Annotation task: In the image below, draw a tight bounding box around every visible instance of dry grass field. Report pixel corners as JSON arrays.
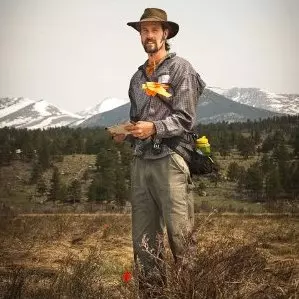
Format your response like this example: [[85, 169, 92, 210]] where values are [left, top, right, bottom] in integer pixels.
[[0, 213, 298, 298], [0, 154, 298, 297]]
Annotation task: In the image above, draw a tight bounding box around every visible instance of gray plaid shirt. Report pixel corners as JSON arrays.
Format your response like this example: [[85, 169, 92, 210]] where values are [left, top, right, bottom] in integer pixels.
[[128, 53, 205, 160]]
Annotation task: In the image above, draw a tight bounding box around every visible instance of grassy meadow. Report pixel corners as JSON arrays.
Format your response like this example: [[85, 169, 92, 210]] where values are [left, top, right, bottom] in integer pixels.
[[0, 213, 298, 298], [0, 151, 298, 298]]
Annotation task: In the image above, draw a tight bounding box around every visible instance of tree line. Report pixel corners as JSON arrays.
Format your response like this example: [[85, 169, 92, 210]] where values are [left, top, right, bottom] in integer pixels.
[[0, 115, 298, 205]]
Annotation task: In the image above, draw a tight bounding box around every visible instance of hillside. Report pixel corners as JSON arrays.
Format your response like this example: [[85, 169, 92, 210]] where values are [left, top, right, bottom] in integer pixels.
[[0, 151, 295, 215], [0, 155, 96, 212]]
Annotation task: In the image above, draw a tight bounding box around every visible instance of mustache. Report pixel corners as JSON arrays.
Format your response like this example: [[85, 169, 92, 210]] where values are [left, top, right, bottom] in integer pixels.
[[145, 39, 156, 44]]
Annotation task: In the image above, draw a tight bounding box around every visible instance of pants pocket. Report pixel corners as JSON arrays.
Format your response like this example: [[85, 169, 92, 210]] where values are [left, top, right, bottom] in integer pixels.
[[169, 153, 190, 175]]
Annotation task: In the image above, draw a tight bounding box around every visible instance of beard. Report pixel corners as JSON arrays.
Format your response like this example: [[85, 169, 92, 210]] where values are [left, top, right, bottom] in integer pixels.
[[142, 39, 162, 54]]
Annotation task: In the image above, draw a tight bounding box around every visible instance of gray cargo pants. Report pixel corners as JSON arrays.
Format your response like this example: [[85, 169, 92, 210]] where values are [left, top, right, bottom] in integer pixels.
[[131, 153, 194, 276]]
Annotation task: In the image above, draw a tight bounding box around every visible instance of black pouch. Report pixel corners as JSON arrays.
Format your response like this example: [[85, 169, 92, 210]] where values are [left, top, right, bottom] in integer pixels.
[[188, 150, 218, 175], [163, 136, 218, 176]]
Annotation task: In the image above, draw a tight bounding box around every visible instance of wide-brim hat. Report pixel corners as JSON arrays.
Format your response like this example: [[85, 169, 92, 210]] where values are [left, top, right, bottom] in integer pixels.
[[127, 8, 179, 39]]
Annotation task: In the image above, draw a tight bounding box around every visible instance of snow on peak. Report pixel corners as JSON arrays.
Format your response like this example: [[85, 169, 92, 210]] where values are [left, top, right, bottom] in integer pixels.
[[0, 97, 35, 118], [0, 97, 83, 130], [34, 100, 52, 116], [209, 87, 299, 115], [33, 99, 82, 118], [208, 87, 227, 95], [99, 97, 129, 113], [78, 97, 129, 118]]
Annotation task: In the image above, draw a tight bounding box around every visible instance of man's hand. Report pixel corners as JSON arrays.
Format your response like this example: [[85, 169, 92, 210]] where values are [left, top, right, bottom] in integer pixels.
[[125, 121, 156, 139], [112, 133, 126, 143]]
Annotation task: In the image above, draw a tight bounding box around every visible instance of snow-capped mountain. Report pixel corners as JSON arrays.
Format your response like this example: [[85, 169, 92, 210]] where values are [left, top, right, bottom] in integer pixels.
[[77, 97, 130, 117], [79, 89, 281, 128], [0, 97, 83, 129], [209, 87, 299, 115], [1, 87, 295, 130], [70, 97, 130, 126]]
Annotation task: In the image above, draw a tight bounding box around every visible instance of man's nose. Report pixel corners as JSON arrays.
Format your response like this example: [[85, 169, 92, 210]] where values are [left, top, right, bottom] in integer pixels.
[[146, 31, 154, 39]]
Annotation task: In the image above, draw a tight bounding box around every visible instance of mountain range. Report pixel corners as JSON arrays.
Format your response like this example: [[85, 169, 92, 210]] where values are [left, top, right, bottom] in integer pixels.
[[0, 87, 298, 130], [0, 97, 82, 129], [209, 87, 299, 115], [78, 89, 281, 128]]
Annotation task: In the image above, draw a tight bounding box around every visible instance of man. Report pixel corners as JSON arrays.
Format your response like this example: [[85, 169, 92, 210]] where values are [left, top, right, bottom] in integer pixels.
[[113, 7, 205, 289]]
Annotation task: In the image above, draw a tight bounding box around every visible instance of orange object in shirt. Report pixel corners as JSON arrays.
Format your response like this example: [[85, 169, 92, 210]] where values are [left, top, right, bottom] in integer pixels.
[[142, 82, 171, 98]]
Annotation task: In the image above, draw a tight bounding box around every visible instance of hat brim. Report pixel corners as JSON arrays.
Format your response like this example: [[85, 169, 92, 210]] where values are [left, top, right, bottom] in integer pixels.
[[127, 19, 179, 39]]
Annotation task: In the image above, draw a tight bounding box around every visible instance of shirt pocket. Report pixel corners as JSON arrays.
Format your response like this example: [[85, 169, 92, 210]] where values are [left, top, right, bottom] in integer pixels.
[[155, 72, 175, 100], [157, 72, 170, 84]]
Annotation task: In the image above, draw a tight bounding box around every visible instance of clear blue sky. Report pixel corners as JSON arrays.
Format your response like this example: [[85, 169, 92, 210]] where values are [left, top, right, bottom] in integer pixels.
[[0, 0, 298, 112]]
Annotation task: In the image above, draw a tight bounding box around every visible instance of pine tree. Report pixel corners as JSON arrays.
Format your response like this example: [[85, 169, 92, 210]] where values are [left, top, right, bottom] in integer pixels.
[[219, 136, 230, 159], [252, 128, 261, 145], [48, 167, 62, 202], [89, 147, 118, 202], [272, 143, 290, 163], [50, 138, 63, 156], [95, 148, 117, 172], [38, 137, 51, 170], [36, 177, 47, 196], [30, 162, 43, 184], [237, 166, 246, 192], [0, 142, 13, 166], [227, 162, 241, 181], [67, 179, 81, 203], [115, 167, 128, 206], [289, 162, 299, 200], [88, 174, 100, 202], [100, 168, 117, 201], [265, 167, 282, 201], [278, 161, 292, 193], [273, 130, 285, 145], [65, 137, 77, 154], [93, 148, 118, 201], [293, 128, 299, 157], [238, 136, 255, 159], [245, 163, 263, 201], [119, 144, 133, 181], [260, 154, 273, 176]]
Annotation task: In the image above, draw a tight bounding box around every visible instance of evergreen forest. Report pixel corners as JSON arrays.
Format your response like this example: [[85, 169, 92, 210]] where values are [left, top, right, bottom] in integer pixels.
[[0, 115, 298, 212]]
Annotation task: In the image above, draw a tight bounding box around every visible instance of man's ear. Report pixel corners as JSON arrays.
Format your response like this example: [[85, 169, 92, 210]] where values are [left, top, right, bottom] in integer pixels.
[[163, 29, 169, 40]]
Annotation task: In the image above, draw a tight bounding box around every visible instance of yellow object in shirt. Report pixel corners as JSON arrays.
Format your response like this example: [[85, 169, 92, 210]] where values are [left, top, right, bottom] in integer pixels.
[[142, 82, 171, 98]]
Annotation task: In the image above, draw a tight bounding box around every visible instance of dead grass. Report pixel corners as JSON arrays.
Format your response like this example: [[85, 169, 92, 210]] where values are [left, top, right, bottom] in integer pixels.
[[0, 213, 298, 298]]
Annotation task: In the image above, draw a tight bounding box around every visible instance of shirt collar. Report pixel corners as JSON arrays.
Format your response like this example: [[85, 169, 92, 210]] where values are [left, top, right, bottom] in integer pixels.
[[138, 52, 176, 71]]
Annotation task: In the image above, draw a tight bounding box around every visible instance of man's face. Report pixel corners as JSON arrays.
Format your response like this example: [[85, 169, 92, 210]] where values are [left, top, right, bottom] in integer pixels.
[[140, 22, 168, 54]]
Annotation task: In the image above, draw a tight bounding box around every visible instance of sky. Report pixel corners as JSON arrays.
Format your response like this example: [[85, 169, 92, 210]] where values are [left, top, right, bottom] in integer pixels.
[[0, 0, 298, 113]]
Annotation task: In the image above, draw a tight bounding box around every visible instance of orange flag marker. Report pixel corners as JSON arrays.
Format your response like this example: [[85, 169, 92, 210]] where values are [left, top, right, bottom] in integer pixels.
[[142, 82, 171, 98]]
